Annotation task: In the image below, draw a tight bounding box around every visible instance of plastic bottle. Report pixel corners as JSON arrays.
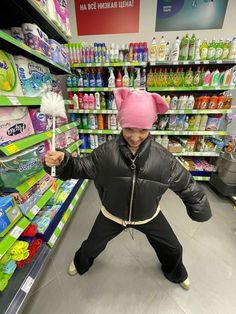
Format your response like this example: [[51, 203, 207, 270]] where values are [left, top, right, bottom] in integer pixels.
[[89, 69, 96, 87], [88, 114, 96, 129], [179, 35, 185, 60], [110, 43, 115, 63], [133, 43, 138, 62], [188, 34, 196, 60], [229, 65, 236, 87], [129, 68, 135, 87], [89, 44, 94, 63], [179, 68, 185, 86], [134, 68, 141, 88], [107, 93, 113, 110], [193, 66, 201, 86], [82, 114, 88, 129], [222, 39, 230, 59], [77, 70, 83, 87], [98, 43, 102, 63], [167, 68, 174, 87], [88, 93, 95, 109], [97, 114, 104, 130], [165, 95, 171, 106], [200, 39, 208, 60], [223, 69, 232, 86], [207, 39, 216, 60], [66, 75, 72, 88], [95, 92, 100, 109], [137, 43, 143, 62], [155, 135, 162, 145], [89, 134, 95, 149], [184, 67, 193, 87], [157, 36, 166, 61], [83, 93, 89, 109], [108, 68, 115, 88], [161, 136, 169, 149], [141, 68, 146, 88], [124, 44, 129, 62], [229, 37, 236, 59], [78, 93, 84, 109], [115, 70, 123, 88], [101, 43, 106, 63], [83, 70, 89, 87], [199, 115, 208, 131], [186, 95, 195, 109], [119, 44, 125, 62], [114, 44, 119, 62], [142, 43, 149, 62], [94, 43, 98, 63], [100, 94, 106, 109], [170, 96, 178, 109], [72, 75, 78, 88], [217, 95, 225, 108], [165, 42, 170, 61], [203, 69, 211, 86], [194, 38, 201, 60], [178, 96, 185, 109], [211, 69, 220, 86], [128, 43, 134, 62], [110, 114, 117, 130], [170, 37, 180, 61], [149, 37, 157, 62], [122, 67, 130, 87], [181, 34, 190, 60], [215, 39, 224, 60], [96, 68, 103, 87], [208, 95, 218, 109]]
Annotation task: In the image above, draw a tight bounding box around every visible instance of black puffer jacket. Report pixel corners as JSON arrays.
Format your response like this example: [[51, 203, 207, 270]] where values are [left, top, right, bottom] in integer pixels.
[[46, 134, 212, 222]]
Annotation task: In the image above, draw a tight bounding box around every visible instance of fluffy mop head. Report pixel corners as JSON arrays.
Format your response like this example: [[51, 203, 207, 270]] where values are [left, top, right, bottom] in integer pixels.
[[41, 92, 67, 118]]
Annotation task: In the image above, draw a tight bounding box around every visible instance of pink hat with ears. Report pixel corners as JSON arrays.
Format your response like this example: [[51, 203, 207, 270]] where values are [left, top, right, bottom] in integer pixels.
[[114, 88, 169, 129]]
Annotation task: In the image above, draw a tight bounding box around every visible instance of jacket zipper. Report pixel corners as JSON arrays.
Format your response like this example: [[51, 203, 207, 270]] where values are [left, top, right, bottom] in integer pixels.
[[128, 156, 138, 223]]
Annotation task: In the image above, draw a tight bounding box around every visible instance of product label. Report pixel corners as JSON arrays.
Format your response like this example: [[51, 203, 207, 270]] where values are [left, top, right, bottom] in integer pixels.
[[7, 123, 26, 136], [21, 276, 35, 294]]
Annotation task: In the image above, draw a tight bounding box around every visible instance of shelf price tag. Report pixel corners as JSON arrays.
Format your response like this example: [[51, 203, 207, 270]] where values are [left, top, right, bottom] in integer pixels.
[[216, 60, 222, 64], [49, 234, 57, 246], [10, 225, 23, 239], [27, 177, 37, 187], [21, 276, 35, 294], [104, 63, 109, 66], [30, 205, 40, 216], [195, 61, 200, 64], [5, 143, 19, 154], [173, 61, 178, 65], [98, 130, 102, 134], [86, 63, 92, 67], [57, 221, 64, 231], [183, 61, 189, 64], [203, 60, 209, 64], [90, 88, 95, 91], [8, 96, 21, 106], [51, 181, 58, 192]]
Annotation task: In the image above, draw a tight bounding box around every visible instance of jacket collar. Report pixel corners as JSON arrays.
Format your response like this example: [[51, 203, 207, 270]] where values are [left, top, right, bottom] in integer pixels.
[[118, 132, 151, 170]]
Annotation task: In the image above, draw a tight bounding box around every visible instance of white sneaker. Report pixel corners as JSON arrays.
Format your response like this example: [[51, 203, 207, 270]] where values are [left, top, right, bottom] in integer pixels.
[[68, 261, 77, 276], [179, 277, 190, 290]]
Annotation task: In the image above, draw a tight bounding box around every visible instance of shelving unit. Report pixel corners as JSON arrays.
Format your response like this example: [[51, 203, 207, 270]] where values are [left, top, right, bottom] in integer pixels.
[[71, 61, 147, 68], [68, 87, 145, 92], [147, 86, 236, 92], [0, 97, 74, 107], [149, 60, 236, 66]]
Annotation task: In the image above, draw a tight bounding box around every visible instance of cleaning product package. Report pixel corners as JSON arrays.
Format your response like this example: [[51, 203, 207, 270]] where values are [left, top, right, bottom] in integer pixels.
[[49, 39, 61, 64], [0, 50, 23, 96], [29, 108, 50, 133], [11, 27, 24, 42], [0, 107, 35, 146], [22, 23, 50, 57], [0, 196, 22, 237], [37, 141, 50, 159], [0, 147, 43, 189], [14, 56, 52, 97]]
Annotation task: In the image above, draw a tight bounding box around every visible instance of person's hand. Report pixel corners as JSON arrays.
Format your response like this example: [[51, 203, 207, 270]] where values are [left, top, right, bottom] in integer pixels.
[[45, 151, 65, 167]]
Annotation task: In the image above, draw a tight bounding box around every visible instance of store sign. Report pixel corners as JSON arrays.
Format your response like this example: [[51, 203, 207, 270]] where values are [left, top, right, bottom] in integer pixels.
[[156, 0, 229, 31], [74, 0, 140, 35]]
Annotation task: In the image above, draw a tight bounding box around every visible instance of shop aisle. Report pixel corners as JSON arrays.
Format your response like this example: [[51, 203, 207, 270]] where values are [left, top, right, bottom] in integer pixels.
[[23, 181, 236, 314]]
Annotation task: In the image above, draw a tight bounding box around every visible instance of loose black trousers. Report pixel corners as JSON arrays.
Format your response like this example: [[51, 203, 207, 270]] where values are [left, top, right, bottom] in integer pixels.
[[74, 211, 188, 283]]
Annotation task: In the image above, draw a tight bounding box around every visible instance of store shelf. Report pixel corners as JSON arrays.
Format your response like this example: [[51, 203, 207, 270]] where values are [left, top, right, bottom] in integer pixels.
[[192, 176, 211, 181], [0, 97, 74, 107], [0, 244, 51, 314], [147, 86, 236, 92], [0, 30, 70, 75], [16, 169, 46, 195], [149, 59, 236, 66], [0, 217, 30, 260], [0, 0, 69, 43], [71, 61, 147, 68], [0, 122, 79, 156], [66, 140, 83, 154], [67, 87, 145, 92], [68, 108, 235, 115], [78, 129, 227, 136], [48, 179, 89, 247], [80, 149, 93, 154]]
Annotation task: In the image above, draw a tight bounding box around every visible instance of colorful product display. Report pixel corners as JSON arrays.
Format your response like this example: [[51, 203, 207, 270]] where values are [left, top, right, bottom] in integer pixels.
[[29, 109, 50, 133], [0, 196, 22, 237]]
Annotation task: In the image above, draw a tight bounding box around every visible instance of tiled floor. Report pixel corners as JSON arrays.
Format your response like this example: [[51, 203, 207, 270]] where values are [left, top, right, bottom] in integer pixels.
[[23, 182, 236, 314]]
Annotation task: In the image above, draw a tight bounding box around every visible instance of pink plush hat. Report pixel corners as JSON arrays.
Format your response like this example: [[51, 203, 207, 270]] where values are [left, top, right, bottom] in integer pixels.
[[114, 88, 169, 129]]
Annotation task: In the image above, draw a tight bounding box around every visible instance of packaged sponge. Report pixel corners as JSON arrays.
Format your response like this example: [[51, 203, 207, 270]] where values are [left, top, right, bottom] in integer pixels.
[[0, 50, 23, 96], [14, 56, 52, 97], [0, 107, 35, 146], [0, 196, 22, 237], [0, 147, 43, 189]]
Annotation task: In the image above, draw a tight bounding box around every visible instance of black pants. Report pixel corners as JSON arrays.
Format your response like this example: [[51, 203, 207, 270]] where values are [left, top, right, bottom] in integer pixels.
[[74, 211, 188, 283]]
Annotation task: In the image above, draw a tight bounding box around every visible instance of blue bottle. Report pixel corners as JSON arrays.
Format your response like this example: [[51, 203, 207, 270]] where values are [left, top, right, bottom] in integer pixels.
[[83, 70, 89, 87], [96, 69, 103, 87], [89, 69, 96, 87], [107, 93, 113, 110], [137, 45, 143, 62], [66, 75, 72, 88], [72, 75, 78, 88]]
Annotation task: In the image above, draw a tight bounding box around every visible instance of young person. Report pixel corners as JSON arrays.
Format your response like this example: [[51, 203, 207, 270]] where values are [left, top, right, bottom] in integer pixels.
[[45, 88, 212, 290]]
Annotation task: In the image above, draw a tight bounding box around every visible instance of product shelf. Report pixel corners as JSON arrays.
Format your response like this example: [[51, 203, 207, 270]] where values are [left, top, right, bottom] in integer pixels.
[[0, 0, 69, 43], [147, 86, 236, 92], [192, 176, 211, 181], [71, 61, 147, 68], [16, 169, 46, 195], [0, 243, 51, 314], [0, 97, 74, 107], [0, 30, 70, 75], [67, 87, 145, 92], [66, 140, 83, 154], [149, 59, 236, 66], [80, 149, 93, 154], [78, 129, 227, 136], [0, 217, 31, 260], [68, 108, 235, 115], [0, 121, 79, 156], [48, 179, 89, 247]]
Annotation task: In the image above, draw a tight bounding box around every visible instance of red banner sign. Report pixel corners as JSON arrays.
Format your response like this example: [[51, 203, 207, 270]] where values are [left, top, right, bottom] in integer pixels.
[[74, 0, 140, 35]]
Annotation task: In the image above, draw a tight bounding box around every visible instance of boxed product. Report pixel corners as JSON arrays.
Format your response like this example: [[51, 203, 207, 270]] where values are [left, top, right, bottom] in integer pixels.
[[0, 147, 43, 189], [14, 56, 52, 97], [0, 50, 23, 96], [29, 108, 50, 133], [0, 196, 22, 237], [33, 204, 61, 233], [65, 127, 79, 146], [37, 141, 51, 159], [56, 132, 67, 149], [0, 107, 35, 146], [206, 115, 222, 131]]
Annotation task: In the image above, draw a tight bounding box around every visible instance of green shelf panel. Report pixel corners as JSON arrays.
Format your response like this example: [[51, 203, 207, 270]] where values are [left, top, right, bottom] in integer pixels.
[[80, 149, 93, 153], [71, 61, 147, 68], [0, 30, 70, 75], [173, 152, 220, 157], [16, 169, 46, 195], [67, 87, 145, 92], [147, 86, 236, 92], [192, 176, 211, 181], [0, 217, 31, 259], [48, 179, 89, 247], [149, 59, 236, 66], [66, 140, 83, 154], [68, 109, 118, 114], [78, 129, 120, 135], [56, 121, 79, 133], [26, 180, 63, 220], [0, 96, 42, 106]]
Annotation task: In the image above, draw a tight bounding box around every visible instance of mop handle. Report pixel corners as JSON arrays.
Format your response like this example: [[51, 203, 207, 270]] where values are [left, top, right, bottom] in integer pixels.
[[51, 116, 56, 177]]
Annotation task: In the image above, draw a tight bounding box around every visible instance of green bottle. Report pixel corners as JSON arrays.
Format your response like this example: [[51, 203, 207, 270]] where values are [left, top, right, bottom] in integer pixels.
[[200, 39, 208, 60], [193, 66, 201, 86], [199, 67, 205, 86], [188, 34, 196, 60], [163, 68, 168, 87], [207, 39, 216, 60], [179, 35, 185, 60], [215, 39, 224, 60], [173, 68, 180, 87], [181, 34, 190, 60], [184, 67, 193, 87], [222, 39, 230, 59], [167, 68, 173, 86], [179, 67, 185, 86]]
